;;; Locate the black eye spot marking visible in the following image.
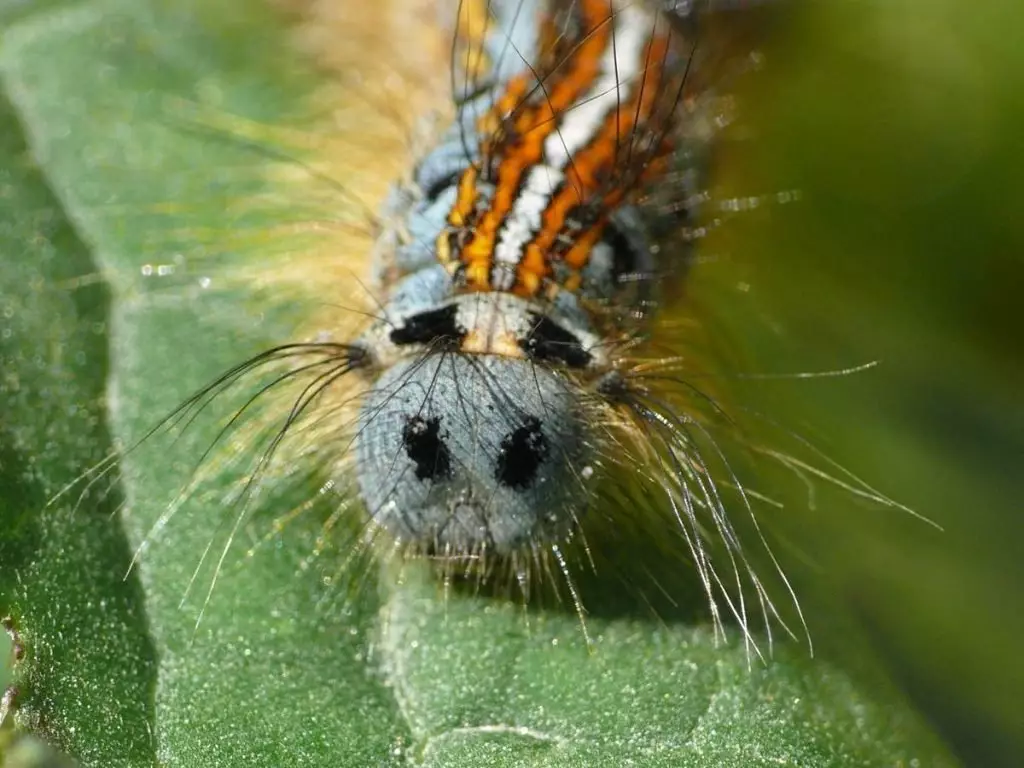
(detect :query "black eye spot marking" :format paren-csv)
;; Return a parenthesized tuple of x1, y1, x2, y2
(495, 417, 550, 490)
(402, 415, 453, 481)
(421, 170, 462, 203)
(519, 314, 592, 368)
(390, 304, 464, 348)
(603, 220, 640, 284)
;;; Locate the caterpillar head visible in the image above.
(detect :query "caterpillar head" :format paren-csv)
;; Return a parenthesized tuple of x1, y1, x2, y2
(356, 352, 596, 554)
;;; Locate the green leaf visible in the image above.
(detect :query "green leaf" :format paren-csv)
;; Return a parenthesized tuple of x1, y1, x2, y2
(1, 2, 408, 765)
(0, 0, 986, 765)
(378, 565, 956, 767)
(0, 74, 155, 767)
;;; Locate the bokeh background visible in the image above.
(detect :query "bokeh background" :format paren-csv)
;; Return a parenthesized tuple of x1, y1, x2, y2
(702, 0, 1022, 764)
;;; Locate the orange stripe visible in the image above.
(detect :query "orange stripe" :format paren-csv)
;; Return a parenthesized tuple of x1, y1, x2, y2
(516, 33, 673, 293)
(458, 0, 613, 290)
(438, 165, 479, 273)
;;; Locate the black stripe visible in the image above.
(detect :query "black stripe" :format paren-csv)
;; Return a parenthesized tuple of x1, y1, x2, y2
(390, 305, 464, 348)
(519, 313, 592, 368)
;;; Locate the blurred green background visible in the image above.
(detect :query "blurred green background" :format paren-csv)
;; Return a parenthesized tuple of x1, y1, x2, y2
(702, 0, 1023, 764)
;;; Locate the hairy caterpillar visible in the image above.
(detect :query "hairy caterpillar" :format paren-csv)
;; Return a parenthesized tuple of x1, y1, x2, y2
(57, 0, 922, 661)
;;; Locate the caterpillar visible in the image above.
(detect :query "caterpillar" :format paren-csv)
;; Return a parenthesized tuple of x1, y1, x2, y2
(61, 0, 917, 658)
(359, 0, 699, 570)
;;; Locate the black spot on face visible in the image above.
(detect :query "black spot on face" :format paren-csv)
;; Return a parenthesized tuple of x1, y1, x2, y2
(495, 417, 550, 490)
(519, 314, 592, 368)
(422, 170, 461, 203)
(402, 415, 453, 481)
(390, 304, 464, 348)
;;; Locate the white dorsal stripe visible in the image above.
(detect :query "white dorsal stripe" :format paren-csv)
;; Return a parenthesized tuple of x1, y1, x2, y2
(492, 4, 651, 283)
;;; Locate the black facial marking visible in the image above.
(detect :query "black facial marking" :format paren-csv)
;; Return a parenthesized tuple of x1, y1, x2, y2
(598, 221, 630, 284)
(422, 170, 461, 203)
(603, 220, 641, 284)
(402, 415, 453, 481)
(495, 417, 550, 490)
(390, 304, 464, 348)
(519, 314, 592, 368)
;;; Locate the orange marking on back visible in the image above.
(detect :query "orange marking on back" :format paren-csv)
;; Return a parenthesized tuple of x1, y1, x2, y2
(438, 165, 480, 275)
(515, 32, 674, 293)
(457, 0, 613, 291)
(563, 220, 608, 271)
(449, 164, 478, 228)
(478, 72, 531, 136)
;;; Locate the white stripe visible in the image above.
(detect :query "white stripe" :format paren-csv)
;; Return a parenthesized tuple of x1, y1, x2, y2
(544, 5, 650, 165)
(494, 165, 565, 268)
(491, 4, 652, 282)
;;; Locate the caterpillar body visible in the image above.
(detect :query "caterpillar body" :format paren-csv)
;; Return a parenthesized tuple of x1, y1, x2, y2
(268, 0, 791, 645)
(65, 0, 883, 652)
(359, 0, 696, 554)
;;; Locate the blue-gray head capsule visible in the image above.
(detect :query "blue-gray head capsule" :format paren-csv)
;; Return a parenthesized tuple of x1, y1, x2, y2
(355, 353, 595, 554)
